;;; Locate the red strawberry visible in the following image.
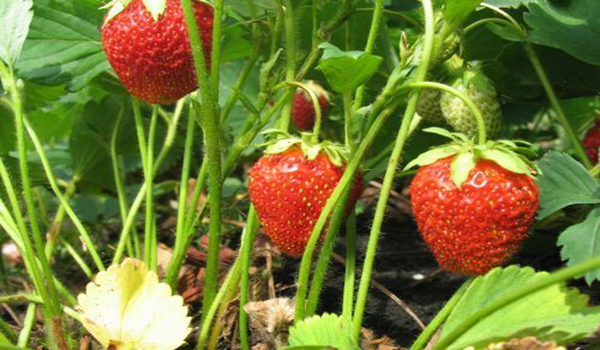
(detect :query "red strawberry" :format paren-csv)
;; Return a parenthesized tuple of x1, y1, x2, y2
(102, 0, 213, 104)
(292, 81, 329, 131)
(583, 120, 600, 164)
(248, 146, 362, 257)
(410, 157, 538, 275)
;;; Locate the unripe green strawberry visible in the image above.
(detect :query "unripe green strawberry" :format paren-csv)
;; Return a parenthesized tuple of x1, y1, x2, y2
(440, 68, 502, 139)
(101, 0, 213, 104)
(248, 146, 362, 257)
(416, 88, 445, 124)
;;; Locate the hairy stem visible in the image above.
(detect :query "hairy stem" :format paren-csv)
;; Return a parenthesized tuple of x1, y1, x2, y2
(352, 0, 436, 340)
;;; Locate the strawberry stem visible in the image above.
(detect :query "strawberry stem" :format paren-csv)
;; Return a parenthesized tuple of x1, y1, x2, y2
(351, 0, 436, 341)
(352, 0, 384, 112)
(180, 0, 224, 337)
(210, 0, 224, 100)
(402, 81, 488, 145)
(342, 212, 358, 324)
(1, 61, 64, 322)
(277, 0, 298, 133)
(409, 279, 474, 350)
(286, 81, 324, 142)
(524, 42, 594, 169)
(239, 207, 260, 350)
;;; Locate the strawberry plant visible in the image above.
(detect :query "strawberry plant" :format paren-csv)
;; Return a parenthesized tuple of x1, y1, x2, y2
(0, 0, 599, 349)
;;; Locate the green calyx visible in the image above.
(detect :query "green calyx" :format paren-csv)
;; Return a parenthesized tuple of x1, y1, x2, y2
(102, 0, 210, 24)
(102, 0, 165, 23)
(405, 127, 538, 189)
(260, 130, 349, 167)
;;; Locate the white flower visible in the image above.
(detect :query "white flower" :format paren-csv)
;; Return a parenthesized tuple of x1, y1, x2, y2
(77, 258, 191, 350)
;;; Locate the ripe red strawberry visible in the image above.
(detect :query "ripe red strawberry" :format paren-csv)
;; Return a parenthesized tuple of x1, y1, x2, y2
(101, 0, 213, 104)
(583, 120, 600, 164)
(410, 156, 538, 275)
(292, 81, 329, 131)
(248, 146, 362, 257)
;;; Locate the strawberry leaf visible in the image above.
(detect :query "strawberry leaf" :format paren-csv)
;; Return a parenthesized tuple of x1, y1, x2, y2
(316, 43, 382, 94)
(438, 266, 600, 349)
(443, 0, 484, 34)
(16, 0, 110, 91)
(283, 313, 359, 350)
(450, 151, 476, 189)
(557, 208, 600, 285)
(0, 0, 33, 66)
(535, 152, 600, 219)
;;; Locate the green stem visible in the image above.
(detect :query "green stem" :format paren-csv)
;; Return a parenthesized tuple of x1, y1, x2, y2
(211, 0, 224, 100)
(62, 239, 93, 278)
(220, 52, 260, 123)
(352, 0, 436, 341)
(463, 18, 515, 34)
(195, 101, 223, 334)
(353, 0, 384, 111)
(112, 100, 184, 264)
(402, 82, 487, 145)
(180, 0, 223, 323)
(432, 256, 600, 350)
(144, 107, 158, 267)
(44, 181, 77, 260)
(293, 97, 403, 323)
(25, 121, 105, 271)
(17, 304, 36, 348)
(286, 81, 323, 140)
(4, 64, 62, 317)
(198, 211, 260, 349)
(166, 160, 208, 286)
(305, 188, 351, 317)
(24, 121, 105, 272)
(167, 108, 196, 288)
(342, 212, 357, 324)
(354, 8, 421, 28)
(278, 0, 297, 132)
(239, 207, 259, 350)
(111, 104, 140, 259)
(409, 280, 473, 350)
(523, 42, 593, 169)
(343, 92, 354, 150)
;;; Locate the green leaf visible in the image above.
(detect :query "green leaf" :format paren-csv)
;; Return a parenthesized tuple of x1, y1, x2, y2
(524, 0, 600, 66)
(286, 313, 359, 350)
(0, 0, 33, 65)
(404, 146, 461, 170)
(16, 0, 110, 90)
(443, 0, 483, 33)
(450, 151, 476, 189)
(485, 0, 534, 7)
(316, 43, 382, 94)
(142, 0, 166, 21)
(557, 208, 600, 285)
(439, 266, 600, 349)
(479, 148, 532, 175)
(535, 152, 600, 220)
